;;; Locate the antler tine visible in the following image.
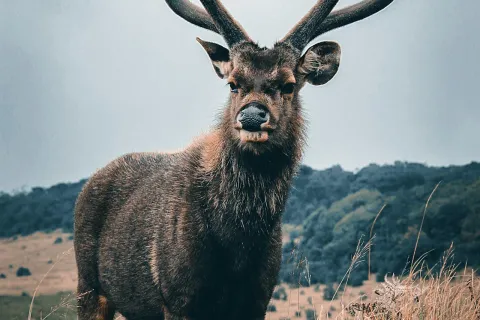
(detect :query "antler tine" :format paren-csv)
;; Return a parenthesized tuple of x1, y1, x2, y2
(315, 0, 395, 36)
(281, 0, 340, 51)
(281, 0, 395, 51)
(199, 0, 251, 47)
(165, 0, 219, 34)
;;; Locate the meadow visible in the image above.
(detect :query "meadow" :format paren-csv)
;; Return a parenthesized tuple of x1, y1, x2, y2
(1, 230, 479, 320)
(2, 162, 479, 319)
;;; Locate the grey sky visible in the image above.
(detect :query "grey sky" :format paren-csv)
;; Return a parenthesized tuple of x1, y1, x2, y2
(1, 0, 479, 192)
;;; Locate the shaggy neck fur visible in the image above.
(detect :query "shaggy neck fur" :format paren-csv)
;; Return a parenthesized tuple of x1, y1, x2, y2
(198, 105, 305, 241)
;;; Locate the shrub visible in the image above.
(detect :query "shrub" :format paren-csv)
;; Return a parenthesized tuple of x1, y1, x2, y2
(359, 290, 368, 301)
(16, 267, 31, 277)
(349, 272, 364, 287)
(0, 273, 6, 279)
(295, 310, 301, 317)
(266, 304, 277, 312)
(67, 235, 74, 241)
(272, 286, 288, 301)
(305, 309, 317, 320)
(323, 282, 336, 300)
(376, 272, 386, 282)
(53, 237, 63, 244)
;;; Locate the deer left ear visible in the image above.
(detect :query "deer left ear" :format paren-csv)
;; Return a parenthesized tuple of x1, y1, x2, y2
(196, 37, 232, 79)
(297, 41, 341, 86)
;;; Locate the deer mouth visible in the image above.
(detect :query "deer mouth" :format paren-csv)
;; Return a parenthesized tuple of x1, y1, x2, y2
(238, 129, 269, 143)
(234, 103, 275, 143)
(234, 121, 275, 143)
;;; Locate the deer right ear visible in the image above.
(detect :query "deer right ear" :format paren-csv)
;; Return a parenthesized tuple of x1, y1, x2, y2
(297, 41, 341, 86)
(196, 38, 232, 79)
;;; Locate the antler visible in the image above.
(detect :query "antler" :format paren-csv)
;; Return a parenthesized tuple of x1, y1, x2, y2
(165, 0, 218, 33)
(281, 0, 340, 51)
(281, 0, 395, 51)
(165, 0, 251, 47)
(199, 0, 252, 47)
(317, 0, 395, 36)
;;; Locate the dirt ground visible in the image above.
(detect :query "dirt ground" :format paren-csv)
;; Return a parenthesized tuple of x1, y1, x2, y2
(0, 231, 378, 319)
(0, 231, 77, 296)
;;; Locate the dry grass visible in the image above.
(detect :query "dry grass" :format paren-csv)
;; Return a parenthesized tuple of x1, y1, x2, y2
(342, 249, 480, 319)
(27, 246, 74, 320)
(368, 204, 387, 281)
(266, 245, 480, 320)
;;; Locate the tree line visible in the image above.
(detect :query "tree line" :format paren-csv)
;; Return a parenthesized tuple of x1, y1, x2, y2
(1, 161, 479, 285)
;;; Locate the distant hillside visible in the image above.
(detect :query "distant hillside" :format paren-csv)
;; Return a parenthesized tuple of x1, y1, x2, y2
(281, 162, 480, 285)
(0, 180, 86, 238)
(1, 161, 479, 285)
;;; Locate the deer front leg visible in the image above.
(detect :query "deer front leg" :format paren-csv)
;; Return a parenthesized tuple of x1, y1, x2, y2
(230, 240, 282, 320)
(163, 308, 187, 320)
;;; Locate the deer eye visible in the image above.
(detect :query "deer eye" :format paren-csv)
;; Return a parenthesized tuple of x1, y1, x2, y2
(229, 82, 239, 93)
(281, 83, 296, 95)
(264, 87, 277, 96)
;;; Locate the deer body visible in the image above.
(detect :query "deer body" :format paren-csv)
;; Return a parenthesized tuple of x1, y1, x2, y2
(75, 127, 300, 319)
(74, 1, 396, 319)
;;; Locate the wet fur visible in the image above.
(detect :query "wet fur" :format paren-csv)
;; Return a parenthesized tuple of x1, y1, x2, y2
(74, 41, 308, 320)
(74, 0, 392, 317)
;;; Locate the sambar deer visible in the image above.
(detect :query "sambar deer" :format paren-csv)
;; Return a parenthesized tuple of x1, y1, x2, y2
(74, 0, 396, 319)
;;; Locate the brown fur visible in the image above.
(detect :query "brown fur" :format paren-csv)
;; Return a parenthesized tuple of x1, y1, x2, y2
(86, 295, 114, 320)
(74, 0, 393, 319)
(74, 39, 334, 320)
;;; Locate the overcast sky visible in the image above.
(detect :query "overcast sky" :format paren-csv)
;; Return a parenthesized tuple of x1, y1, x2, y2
(1, 0, 479, 192)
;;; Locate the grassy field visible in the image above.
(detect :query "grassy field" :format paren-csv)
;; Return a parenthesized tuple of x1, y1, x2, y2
(0, 292, 77, 320)
(1, 231, 479, 320)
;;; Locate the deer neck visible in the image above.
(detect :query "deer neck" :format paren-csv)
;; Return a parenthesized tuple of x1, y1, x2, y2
(198, 129, 302, 239)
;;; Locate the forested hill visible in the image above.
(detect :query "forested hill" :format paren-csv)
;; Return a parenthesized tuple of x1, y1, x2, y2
(1, 161, 479, 285)
(281, 161, 480, 285)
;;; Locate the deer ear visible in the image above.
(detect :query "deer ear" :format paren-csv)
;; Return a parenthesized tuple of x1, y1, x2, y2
(196, 37, 232, 79)
(297, 41, 341, 86)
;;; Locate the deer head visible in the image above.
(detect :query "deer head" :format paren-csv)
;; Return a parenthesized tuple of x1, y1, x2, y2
(166, 0, 394, 156)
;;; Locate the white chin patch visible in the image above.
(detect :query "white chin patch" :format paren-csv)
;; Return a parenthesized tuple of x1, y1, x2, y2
(239, 129, 269, 143)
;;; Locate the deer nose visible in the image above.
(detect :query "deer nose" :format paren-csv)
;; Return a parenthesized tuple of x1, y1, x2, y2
(236, 102, 270, 132)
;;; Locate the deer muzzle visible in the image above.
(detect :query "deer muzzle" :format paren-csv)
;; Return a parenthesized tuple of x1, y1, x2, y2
(235, 102, 271, 143)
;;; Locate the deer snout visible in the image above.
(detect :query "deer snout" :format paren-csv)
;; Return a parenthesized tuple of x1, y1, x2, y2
(236, 102, 270, 132)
